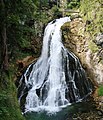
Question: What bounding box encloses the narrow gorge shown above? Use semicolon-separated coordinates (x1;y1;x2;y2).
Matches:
0;0;103;120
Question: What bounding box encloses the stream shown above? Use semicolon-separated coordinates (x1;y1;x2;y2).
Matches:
25;101;97;120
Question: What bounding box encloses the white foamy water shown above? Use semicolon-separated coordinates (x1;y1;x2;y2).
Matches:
18;17;92;114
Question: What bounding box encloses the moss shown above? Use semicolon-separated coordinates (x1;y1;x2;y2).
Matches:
61;22;71;32
98;85;103;96
0;72;25;120
67;0;80;9
80;0;103;56
80;0;103;35
88;40;99;53
0;92;24;120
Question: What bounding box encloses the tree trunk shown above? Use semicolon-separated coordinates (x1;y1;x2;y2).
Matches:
1;25;9;71
1;0;9;71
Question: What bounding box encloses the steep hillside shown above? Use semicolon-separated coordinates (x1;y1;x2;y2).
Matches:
61;0;103;119
62;0;103;85
0;0;103;120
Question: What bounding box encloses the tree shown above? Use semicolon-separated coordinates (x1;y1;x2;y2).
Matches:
0;0;9;72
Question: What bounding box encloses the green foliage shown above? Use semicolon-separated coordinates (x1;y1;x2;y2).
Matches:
88;40;99;53
98;85;103;96
80;0;103;35
80;0;103;57
0;1;58;119
0;1;41;119
3;0;54;61
0;92;25;120
67;0;80;9
0;72;25;120
52;6;62;19
1;0;49;65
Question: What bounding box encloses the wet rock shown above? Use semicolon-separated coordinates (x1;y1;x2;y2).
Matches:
62;17;103;84
16;56;37;70
98;110;103;116
95;33;103;47
97;96;103;114
73;117;81;120
86;20;92;25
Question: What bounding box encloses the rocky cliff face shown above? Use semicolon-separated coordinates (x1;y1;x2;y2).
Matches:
61;0;103;85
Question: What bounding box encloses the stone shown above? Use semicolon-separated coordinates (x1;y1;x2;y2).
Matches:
98;111;103;116
62;17;103;84
95;33;103;47
16;56;35;69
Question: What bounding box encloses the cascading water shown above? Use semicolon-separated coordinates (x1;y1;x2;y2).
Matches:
18;17;93;114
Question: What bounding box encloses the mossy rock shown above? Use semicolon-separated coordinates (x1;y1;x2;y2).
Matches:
61;22;70;31
98;85;103;96
88;40;99;53
0;73;25;120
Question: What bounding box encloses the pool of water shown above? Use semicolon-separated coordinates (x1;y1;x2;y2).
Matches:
24;101;96;120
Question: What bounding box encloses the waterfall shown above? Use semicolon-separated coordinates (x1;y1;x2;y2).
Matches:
18;17;93;114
